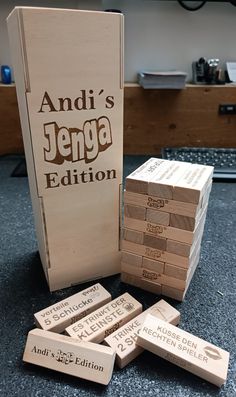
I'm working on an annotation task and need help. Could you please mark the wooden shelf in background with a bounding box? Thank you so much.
[1,84,236,156]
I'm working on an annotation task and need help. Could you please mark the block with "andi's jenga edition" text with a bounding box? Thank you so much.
[7,7,124,291]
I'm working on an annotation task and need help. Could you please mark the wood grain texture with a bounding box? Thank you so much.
[121,272,162,295]
[123,228,144,245]
[0,84,23,155]
[7,7,124,291]
[124,190,199,217]
[2,84,236,156]
[121,251,142,267]
[124,85,236,155]
[104,300,180,368]
[124,204,146,220]
[65,293,142,343]
[146,208,170,226]
[23,328,116,385]
[137,316,230,387]
[34,283,111,333]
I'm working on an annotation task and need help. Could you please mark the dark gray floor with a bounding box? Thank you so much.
[0,155,235,397]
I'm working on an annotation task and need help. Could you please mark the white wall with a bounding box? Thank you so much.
[1,0,236,82]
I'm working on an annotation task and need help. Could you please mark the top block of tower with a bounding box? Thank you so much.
[173,163,214,204]
[125,158,213,203]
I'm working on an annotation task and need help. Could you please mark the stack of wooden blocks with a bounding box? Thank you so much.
[121,158,213,301]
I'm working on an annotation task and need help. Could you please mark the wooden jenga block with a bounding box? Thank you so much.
[166,239,192,257]
[173,164,214,204]
[148,161,189,199]
[124,204,146,220]
[162,285,185,301]
[23,329,116,385]
[146,208,170,226]
[121,251,142,267]
[143,234,167,251]
[142,257,164,274]
[162,249,201,300]
[122,240,197,269]
[137,316,229,387]
[104,300,180,368]
[121,272,162,295]
[65,293,142,343]
[34,283,111,333]
[123,228,144,245]
[142,269,186,290]
[124,216,196,244]
[124,191,199,218]
[164,262,189,281]
[126,158,165,194]
[121,263,143,277]
[170,213,197,232]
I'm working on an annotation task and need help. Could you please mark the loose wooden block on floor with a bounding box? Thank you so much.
[137,315,229,387]
[34,283,111,333]
[65,293,142,343]
[23,328,116,385]
[104,300,180,368]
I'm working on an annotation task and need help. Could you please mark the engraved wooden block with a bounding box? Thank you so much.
[123,228,144,245]
[121,251,142,267]
[125,158,165,194]
[124,204,146,220]
[7,7,124,291]
[65,293,142,343]
[34,283,111,333]
[104,300,180,368]
[142,257,164,274]
[23,329,116,385]
[124,216,195,244]
[124,191,199,218]
[146,208,170,226]
[173,164,214,204]
[143,234,167,251]
[121,272,162,295]
[122,240,199,269]
[137,315,229,387]
[142,269,186,291]
[148,161,189,199]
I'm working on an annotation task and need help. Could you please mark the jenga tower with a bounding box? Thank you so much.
[121,158,213,301]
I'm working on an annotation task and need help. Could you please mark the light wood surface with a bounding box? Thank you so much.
[65,293,142,343]
[23,328,116,385]
[34,283,111,333]
[104,300,180,368]
[7,7,124,291]
[2,84,236,156]
[137,315,230,387]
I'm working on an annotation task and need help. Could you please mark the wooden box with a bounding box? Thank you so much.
[7,7,124,291]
